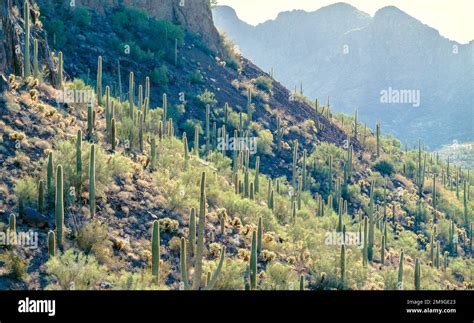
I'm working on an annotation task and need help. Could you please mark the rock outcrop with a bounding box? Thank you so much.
[1,0,55,83]
[72,0,223,53]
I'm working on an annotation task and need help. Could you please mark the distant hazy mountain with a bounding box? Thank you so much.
[213,3,474,149]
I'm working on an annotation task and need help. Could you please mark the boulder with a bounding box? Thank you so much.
[20,207,50,228]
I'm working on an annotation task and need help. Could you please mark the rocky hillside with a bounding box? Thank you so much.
[0,0,472,291]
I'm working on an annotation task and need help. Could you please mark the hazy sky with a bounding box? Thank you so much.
[216,0,474,44]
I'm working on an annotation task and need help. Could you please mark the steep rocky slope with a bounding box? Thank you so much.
[0,0,472,291]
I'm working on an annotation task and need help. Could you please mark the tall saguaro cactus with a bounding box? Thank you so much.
[89,144,96,218]
[250,230,257,290]
[340,244,346,288]
[367,180,375,262]
[55,165,64,248]
[76,130,82,192]
[193,172,207,290]
[47,231,56,258]
[23,0,31,79]
[376,122,381,157]
[397,250,404,290]
[33,39,39,79]
[129,72,134,119]
[152,220,160,282]
[47,152,54,208]
[97,56,102,105]
[414,258,421,290]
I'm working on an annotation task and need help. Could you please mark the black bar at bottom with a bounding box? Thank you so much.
[0,291,472,322]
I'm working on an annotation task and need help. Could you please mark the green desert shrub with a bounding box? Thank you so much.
[261,262,299,290]
[374,160,395,177]
[14,176,37,207]
[77,221,113,264]
[45,250,107,290]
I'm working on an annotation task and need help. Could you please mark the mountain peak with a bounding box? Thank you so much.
[374,6,411,19]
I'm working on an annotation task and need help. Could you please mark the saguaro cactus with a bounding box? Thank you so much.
[180,237,189,289]
[193,172,207,290]
[376,122,381,157]
[47,152,54,208]
[250,230,257,290]
[110,118,116,151]
[194,125,200,158]
[397,250,404,290]
[257,217,263,255]
[129,72,134,119]
[292,140,299,189]
[76,130,82,192]
[89,144,96,218]
[150,137,157,171]
[87,103,94,140]
[33,38,39,79]
[368,181,375,262]
[23,0,31,79]
[97,56,102,105]
[254,156,260,193]
[37,179,44,213]
[362,216,368,266]
[58,52,63,87]
[381,235,386,265]
[189,208,196,256]
[47,231,56,258]
[152,220,160,282]
[55,165,64,248]
[340,244,346,288]
[414,258,421,290]
[8,213,16,232]
[188,172,225,290]
[183,132,189,168]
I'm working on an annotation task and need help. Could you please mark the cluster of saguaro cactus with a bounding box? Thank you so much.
[179,172,226,290]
